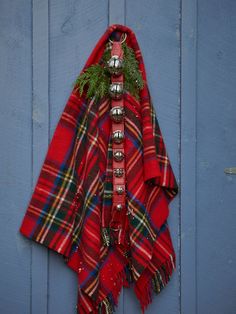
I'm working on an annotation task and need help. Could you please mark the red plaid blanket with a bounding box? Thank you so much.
[19,24,178,313]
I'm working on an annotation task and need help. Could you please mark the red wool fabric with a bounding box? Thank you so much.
[19,24,179,313]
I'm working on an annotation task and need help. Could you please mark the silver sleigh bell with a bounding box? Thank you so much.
[109,83,124,100]
[112,130,124,144]
[113,150,124,162]
[113,168,124,177]
[107,55,124,76]
[116,204,123,211]
[116,186,124,195]
[110,106,125,123]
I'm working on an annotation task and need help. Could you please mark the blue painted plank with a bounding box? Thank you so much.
[109,0,125,25]
[0,1,32,313]
[31,0,49,313]
[180,1,197,313]
[48,1,110,314]
[196,1,236,313]
[126,1,180,313]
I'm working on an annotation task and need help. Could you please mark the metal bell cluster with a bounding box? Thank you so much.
[107,53,124,100]
[107,38,127,246]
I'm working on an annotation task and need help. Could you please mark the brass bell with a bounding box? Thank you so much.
[112,130,124,143]
[116,186,124,194]
[109,83,124,100]
[107,55,124,76]
[113,151,124,161]
[114,168,124,177]
[110,106,125,123]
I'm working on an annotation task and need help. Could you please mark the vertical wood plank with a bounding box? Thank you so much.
[196,1,236,313]
[180,1,197,313]
[0,1,32,313]
[109,0,125,25]
[48,1,109,313]
[126,1,181,313]
[31,0,49,313]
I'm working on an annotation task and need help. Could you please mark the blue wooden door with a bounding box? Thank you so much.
[0,1,235,313]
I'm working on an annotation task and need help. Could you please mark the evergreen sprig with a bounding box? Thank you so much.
[74,64,110,101]
[74,43,144,102]
[122,43,144,100]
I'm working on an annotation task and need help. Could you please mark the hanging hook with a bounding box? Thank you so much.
[109,33,127,44]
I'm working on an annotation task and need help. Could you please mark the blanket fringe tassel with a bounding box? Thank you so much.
[98,294,115,314]
[96,230,175,313]
[135,255,176,314]
[96,262,133,314]
[101,227,112,247]
[78,256,175,313]
[96,257,175,314]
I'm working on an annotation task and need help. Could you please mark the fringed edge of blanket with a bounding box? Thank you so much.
[95,255,176,314]
[134,254,176,313]
[97,263,133,314]
[77,262,133,314]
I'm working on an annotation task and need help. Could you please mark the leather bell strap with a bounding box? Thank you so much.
[110,40,127,245]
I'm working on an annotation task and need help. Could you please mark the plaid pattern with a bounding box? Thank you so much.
[19,24,178,313]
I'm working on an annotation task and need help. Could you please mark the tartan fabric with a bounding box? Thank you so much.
[19,24,178,313]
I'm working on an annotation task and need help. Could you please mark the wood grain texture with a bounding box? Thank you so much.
[180,1,197,313]
[109,0,125,25]
[31,1,49,313]
[196,1,236,313]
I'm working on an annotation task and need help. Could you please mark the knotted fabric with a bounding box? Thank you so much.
[19,24,179,313]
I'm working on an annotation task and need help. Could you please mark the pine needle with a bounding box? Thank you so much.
[74,43,144,101]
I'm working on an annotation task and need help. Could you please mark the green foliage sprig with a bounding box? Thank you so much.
[75,64,110,100]
[122,43,144,100]
[74,43,144,102]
